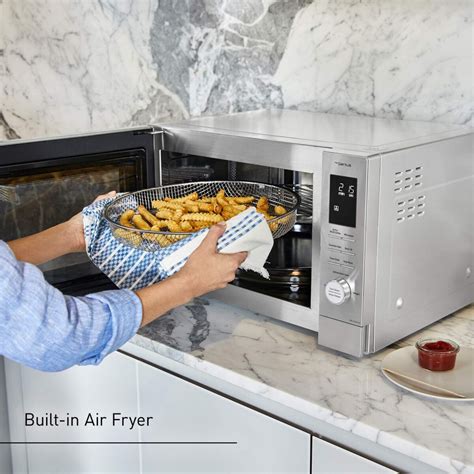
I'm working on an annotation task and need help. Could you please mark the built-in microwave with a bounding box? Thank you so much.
[1,110,472,356]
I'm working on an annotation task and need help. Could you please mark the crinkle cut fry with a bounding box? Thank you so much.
[152,200,185,211]
[164,192,198,202]
[181,213,224,223]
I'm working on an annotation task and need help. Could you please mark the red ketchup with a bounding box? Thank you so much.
[416,338,460,371]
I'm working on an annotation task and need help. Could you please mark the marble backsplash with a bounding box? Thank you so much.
[0,0,472,141]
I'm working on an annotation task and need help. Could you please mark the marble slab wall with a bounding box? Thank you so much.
[0,0,472,141]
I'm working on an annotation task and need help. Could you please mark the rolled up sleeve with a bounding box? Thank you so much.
[0,241,142,372]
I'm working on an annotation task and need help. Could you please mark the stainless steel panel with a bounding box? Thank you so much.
[319,152,369,327]
[318,316,366,357]
[160,109,471,153]
[210,285,318,332]
[162,127,324,174]
[374,134,474,350]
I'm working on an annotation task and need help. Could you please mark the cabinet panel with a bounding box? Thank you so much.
[312,437,396,473]
[18,352,140,474]
[138,362,310,473]
[0,357,12,474]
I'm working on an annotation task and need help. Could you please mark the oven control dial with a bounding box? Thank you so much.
[325,278,351,305]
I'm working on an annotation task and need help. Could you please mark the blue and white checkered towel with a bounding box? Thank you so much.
[82,198,273,291]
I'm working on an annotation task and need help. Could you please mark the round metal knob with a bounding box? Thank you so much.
[325,278,351,305]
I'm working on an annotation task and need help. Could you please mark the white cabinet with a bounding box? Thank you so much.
[0,357,12,474]
[312,437,396,473]
[7,351,310,474]
[137,361,310,473]
[10,352,140,474]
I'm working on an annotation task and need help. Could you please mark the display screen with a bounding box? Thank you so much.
[329,175,357,228]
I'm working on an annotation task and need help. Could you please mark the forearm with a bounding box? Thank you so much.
[136,274,194,327]
[8,222,80,265]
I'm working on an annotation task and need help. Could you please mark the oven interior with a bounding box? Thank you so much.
[161,152,314,308]
[0,150,146,294]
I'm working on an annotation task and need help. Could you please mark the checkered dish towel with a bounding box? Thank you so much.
[83,197,274,291]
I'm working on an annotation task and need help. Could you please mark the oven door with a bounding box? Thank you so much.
[157,123,323,331]
[0,128,157,295]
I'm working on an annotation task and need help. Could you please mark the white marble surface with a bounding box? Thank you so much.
[0,0,472,141]
[129,300,474,474]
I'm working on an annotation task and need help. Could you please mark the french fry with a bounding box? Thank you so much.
[119,209,135,228]
[152,200,184,211]
[151,221,181,232]
[274,205,287,216]
[230,196,254,204]
[143,232,171,247]
[166,221,182,233]
[132,214,151,230]
[257,196,269,212]
[182,213,224,223]
[183,201,199,213]
[172,209,184,222]
[179,221,193,232]
[216,189,228,207]
[223,204,247,213]
[164,192,198,202]
[191,221,213,230]
[138,205,160,226]
[151,221,171,230]
[113,228,142,246]
[155,209,174,220]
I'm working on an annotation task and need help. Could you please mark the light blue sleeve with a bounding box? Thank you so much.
[0,242,142,372]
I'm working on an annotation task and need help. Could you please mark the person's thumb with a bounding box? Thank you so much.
[201,222,226,250]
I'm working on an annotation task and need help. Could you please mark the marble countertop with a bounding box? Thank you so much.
[127,300,473,474]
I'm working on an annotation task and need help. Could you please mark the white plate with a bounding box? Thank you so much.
[381,346,474,401]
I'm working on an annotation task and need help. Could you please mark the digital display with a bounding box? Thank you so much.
[329,175,357,228]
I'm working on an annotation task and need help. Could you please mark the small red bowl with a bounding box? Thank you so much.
[415,338,460,371]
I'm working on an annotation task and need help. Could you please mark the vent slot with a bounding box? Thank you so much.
[393,176,427,223]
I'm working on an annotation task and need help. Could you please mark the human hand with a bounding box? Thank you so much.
[175,223,248,299]
[66,191,117,253]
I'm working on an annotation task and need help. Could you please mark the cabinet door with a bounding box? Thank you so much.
[0,357,12,474]
[17,352,140,474]
[312,437,396,473]
[138,362,310,473]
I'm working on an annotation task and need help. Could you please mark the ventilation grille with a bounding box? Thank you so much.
[393,166,423,194]
[393,166,425,223]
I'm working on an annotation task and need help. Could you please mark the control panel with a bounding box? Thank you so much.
[319,153,367,326]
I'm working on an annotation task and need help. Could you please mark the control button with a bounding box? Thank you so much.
[328,240,343,251]
[341,257,355,266]
[340,264,354,271]
[328,253,342,265]
[340,250,355,256]
[342,242,355,253]
[343,233,355,239]
[341,237,355,242]
[325,278,352,305]
[329,227,342,236]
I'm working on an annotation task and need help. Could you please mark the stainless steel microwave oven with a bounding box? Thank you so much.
[1,109,472,356]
